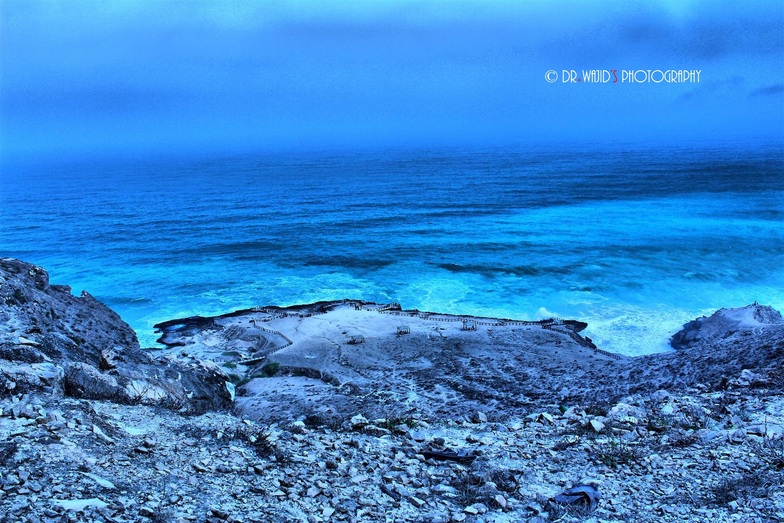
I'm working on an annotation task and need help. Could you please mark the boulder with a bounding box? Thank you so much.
[470,410,488,423]
[350,414,369,429]
[0,343,45,363]
[1,362,64,395]
[64,362,120,399]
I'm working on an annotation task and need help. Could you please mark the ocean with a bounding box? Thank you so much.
[1,143,782,355]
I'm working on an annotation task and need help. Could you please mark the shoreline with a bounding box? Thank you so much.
[130,297,707,358]
[152,298,618,357]
[3,257,784,521]
[152,298,631,423]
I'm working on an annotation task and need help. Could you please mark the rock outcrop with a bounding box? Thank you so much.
[2,258,783,522]
[150,300,618,424]
[0,258,231,413]
[670,303,783,350]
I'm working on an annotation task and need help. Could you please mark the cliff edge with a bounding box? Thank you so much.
[0,258,232,414]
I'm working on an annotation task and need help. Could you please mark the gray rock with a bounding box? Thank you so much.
[727,428,746,444]
[0,259,139,365]
[409,496,426,508]
[589,419,605,432]
[64,362,120,399]
[54,498,108,511]
[470,411,488,423]
[671,303,783,350]
[138,506,156,518]
[0,258,231,414]
[1,362,64,395]
[350,414,369,429]
[0,343,45,363]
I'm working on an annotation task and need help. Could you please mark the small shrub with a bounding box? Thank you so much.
[677,405,710,430]
[583,402,610,417]
[378,416,418,431]
[707,394,737,420]
[451,470,486,506]
[370,405,420,431]
[667,430,699,448]
[234,377,252,388]
[251,427,275,456]
[700,469,783,520]
[563,419,614,439]
[646,415,674,433]
[754,436,784,470]
[552,435,581,451]
[547,498,593,520]
[261,362,281,377]
[239,425,288,461]
[486,469,518,494]
[709,471,768,506]
[594,438,642,468]
[223,362,237,369]
[303,414,345,431]
[10,288,28,305]
[303,414,323,428]
[152,476,177,522]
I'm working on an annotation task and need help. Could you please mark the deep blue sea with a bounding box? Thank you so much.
[1,143,782,355]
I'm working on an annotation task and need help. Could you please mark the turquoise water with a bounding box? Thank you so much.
[1,143,782,354]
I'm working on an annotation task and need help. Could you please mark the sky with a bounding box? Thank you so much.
[1,0,782,160]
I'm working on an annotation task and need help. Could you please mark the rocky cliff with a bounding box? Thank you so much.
[1,259,783,523]
[0,258,232,414]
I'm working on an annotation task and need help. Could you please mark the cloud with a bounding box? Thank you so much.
[750,83,784,97]
[543,0,783,63]
[677,75,745,102]
[1,0,782,158]
[2,86,178,117]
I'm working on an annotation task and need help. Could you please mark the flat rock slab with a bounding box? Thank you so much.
[154,301,620,422]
